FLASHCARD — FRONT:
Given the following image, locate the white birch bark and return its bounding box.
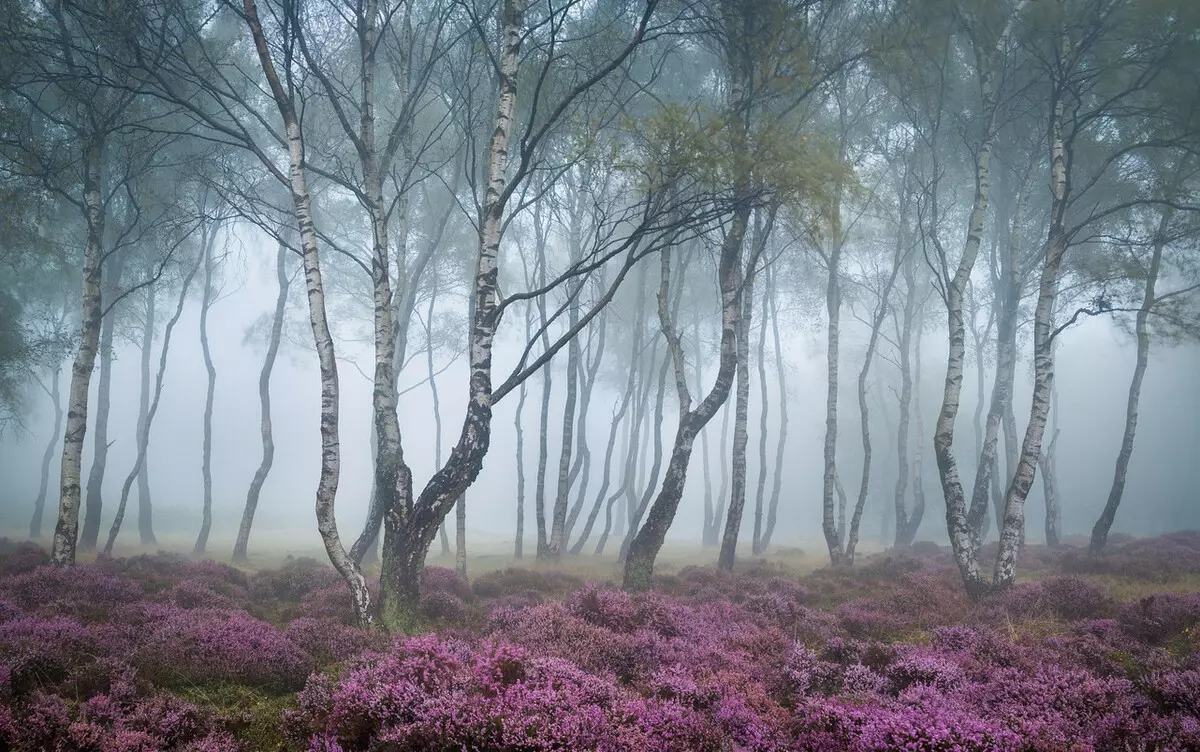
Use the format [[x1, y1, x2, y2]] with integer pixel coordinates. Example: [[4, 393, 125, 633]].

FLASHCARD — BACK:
[[52, 138, 105, 567], [242, 0, 372, 625]]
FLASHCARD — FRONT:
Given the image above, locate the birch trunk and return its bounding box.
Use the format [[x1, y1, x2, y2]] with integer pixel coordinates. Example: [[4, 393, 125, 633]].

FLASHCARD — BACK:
[[935, 0, 1028, 600], [513, 304, 532, 558], [718, 263, 753, 571], [599, 350, 650, 556], [760, 263, 787, 550], [243, 0, 372, 625], [572, 289, 642, 555], [547, 300, 580, 558], [377, 0, 523, 631], [135, 291, 155, 546], [624, 199, 749, 590], [970, 183, 1026, 545], [233, 243, 290, 562], [31, 365, 64, 539], [751, 261, 770, 555], [514, 377, 528, 558], [106, 255, 202, 554], [845, 218, 905, 563], [1041, 426, 1061, 547], [618, 355, 670, 561], [1090, 209, 1169, 554], [52, 137, 105, 567], [821, 226, 844, 564], [992, 62, 1070, 587], [894, 252, 916, 547], [697, 310, 716, 548], [563, 308, 605, 541], [80, 245, 126, 552], [194, 228, 218, 555], [707, 396, 731, 547]]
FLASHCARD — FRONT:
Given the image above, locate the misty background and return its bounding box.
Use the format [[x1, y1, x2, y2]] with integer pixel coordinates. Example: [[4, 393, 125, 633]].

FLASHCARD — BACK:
[[3, 237, 1197, 555]]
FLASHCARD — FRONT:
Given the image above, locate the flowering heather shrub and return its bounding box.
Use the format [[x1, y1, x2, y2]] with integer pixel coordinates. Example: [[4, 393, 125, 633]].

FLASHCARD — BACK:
[[981, 575, 1111, 623], [95, 553, 250, 602], [157, 579, 238, 610], [5, 687, 242, 751], [0, 540, 49, 576], [134, 607, 313, 690], [0, 564, 143, 621], [469, 567, 585, 599], [249, 557, 344, 603], [1119, 592, 1200, 645], [423, 565, 474, 601], [286, 635, 766, 751], [0, 616, 133, 696], [1061, 532, 1200, 583], [420, 588, 473, 623], [285, 617, 388, 666]]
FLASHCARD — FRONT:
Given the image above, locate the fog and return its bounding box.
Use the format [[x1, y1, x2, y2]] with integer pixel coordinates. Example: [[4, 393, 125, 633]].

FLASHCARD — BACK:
[[3, 240, 1197, 555]]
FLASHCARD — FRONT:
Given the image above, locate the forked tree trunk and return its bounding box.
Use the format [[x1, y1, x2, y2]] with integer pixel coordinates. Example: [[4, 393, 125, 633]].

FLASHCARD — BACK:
[[80, 246, 127, 552], [563, 307, 606, 542], [970, 181, 1026, 546], [106, 255, 203, 554], [233, 243, 290, 562], [934, 0, 1028, 601], [992, 54, 1069, 588], [821, 249, 844, 563], [624, 199, 749, 590], [194, 227, 218, 555], [599, 350, 650, 556], [31, 365, 64, 540], [52, 138, 106, 567], [243, 0, 372, 625], [1090, 206, 1171, 555]]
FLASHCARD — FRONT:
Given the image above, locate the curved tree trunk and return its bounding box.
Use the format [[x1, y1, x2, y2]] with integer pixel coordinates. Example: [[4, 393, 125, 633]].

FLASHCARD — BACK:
[[844, 222, 905, 563], [1090, 209, 1169, 554], [31, 365, 64, 539], [243, 0, 373, 625], [563, 307, 606, 542], [233, 243, 290, 562], [106, 253, 203, 554], [624, 194, 750, 590], [194, 227, 218, 555], [571, 288, 642, 555], [992, 62, 1069, 588], [618, 355, 670, 561]]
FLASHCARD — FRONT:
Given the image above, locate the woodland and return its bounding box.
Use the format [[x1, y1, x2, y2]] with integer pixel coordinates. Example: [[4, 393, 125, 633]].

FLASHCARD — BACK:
[[1, 0, 1199, 749]]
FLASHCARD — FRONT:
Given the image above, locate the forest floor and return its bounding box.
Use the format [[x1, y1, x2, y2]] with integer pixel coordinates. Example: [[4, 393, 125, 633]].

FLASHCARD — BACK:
[[1, 532, 1198, 751]]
